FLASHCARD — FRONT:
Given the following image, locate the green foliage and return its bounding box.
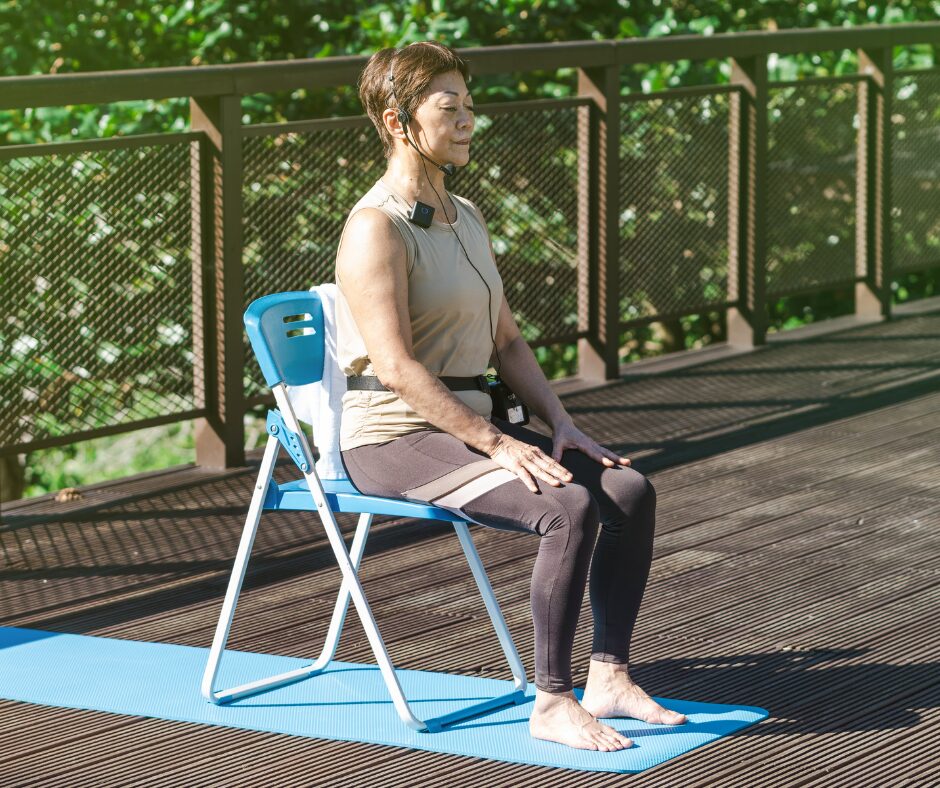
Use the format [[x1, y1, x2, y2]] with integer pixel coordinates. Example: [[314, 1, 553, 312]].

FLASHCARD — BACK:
[[4, 2, 939, 497], [1, 146, 194, 452], [22, 420, 195, 497], [20, 413, 272, 498], [3, 1, 939, 141]]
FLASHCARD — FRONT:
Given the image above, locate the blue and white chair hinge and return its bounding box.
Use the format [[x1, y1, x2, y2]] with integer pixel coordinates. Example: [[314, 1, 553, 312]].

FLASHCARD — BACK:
[[266, 409, 312, 472]]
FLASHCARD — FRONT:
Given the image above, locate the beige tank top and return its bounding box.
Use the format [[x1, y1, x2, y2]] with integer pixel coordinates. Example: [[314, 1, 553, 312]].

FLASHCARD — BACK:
[[335, 178, 504, 450]]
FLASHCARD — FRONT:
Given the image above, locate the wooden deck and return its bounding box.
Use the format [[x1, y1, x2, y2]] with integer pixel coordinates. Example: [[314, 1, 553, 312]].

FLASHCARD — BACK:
[[2, 302, 939, 787]]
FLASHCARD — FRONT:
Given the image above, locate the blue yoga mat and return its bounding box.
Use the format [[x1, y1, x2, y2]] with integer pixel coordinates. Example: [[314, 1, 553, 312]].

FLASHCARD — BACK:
[[0, 627, 767, 773]]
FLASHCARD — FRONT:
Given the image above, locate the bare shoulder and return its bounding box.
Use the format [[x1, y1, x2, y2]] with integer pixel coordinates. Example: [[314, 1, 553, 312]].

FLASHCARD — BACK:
[[336, 207, 407, 283], [342, 207, 403, 248]]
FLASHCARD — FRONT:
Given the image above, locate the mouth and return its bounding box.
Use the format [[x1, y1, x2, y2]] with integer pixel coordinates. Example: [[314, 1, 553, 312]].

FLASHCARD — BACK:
[[453, 140, 471, 146]]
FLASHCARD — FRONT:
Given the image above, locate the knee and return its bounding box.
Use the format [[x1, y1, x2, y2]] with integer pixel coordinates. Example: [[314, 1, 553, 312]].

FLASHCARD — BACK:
[[616, 470, 656, 511], [558, 484, 600, 538], [568, 483, 601, 529], [600, 471, 656, 536], [539, 483, 599, 540]]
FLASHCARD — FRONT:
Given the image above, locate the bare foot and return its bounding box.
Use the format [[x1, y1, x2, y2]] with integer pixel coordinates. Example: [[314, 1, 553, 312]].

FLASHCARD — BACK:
[[581, 661, 688, 725], [529, 689, 633, 751]]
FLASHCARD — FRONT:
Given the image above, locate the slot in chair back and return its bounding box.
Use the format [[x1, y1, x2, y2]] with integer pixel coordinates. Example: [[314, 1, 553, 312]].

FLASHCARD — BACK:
[[201, 289, 527, 733], [244, 291, 325, 388]]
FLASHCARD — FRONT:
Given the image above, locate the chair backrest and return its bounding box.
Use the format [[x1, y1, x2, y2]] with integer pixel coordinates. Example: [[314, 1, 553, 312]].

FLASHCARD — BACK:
[[244, 291, 325, 388]]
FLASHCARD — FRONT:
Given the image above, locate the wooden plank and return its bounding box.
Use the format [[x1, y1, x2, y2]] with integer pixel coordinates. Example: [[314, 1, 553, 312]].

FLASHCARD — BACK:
[[644, 639, 940, 785], [1, 309, 939, 785]]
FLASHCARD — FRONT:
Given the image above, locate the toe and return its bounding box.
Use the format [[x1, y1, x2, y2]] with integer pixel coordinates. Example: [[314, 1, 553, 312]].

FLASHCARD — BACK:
[[596, 725, 631, 750], [597, 735, 618, 752], [662, 709, 687, 725], [606, 735, 629, 750]]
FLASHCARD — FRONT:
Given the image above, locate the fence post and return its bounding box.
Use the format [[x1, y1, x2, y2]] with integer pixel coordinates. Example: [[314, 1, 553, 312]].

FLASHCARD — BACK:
[[856, 47, 893, 321], [727, 55, 769, 347], [191, 94, 246, 468], [577, 64, 621, 382]]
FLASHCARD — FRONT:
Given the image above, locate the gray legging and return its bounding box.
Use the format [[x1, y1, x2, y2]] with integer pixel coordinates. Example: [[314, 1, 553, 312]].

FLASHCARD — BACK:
[[341, 417, 656, 694]]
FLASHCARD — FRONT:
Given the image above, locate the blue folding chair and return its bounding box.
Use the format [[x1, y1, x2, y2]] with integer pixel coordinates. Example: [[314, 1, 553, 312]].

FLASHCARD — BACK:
[[201, 290, 528, 732]]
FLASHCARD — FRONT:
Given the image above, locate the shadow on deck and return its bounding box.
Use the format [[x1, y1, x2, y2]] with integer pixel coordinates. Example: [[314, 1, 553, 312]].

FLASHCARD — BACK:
[[2, 304, 939, 787]]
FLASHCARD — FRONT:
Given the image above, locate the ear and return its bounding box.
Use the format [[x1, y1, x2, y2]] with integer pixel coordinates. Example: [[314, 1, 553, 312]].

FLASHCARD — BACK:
[[382, 107, 406, 141]]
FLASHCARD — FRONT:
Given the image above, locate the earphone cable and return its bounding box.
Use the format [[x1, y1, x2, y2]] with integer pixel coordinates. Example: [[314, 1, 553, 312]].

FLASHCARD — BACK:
[[391, 57, 502, 377], [417, 153, 503, 377]]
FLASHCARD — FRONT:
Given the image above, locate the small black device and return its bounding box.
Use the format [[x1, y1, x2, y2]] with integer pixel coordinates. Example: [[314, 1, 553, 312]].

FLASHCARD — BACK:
[[488, 378, 530, 425], [408, 200, 435, 228]]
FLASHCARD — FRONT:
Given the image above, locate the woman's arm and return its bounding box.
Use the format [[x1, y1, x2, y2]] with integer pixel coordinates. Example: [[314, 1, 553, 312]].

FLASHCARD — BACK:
[[463, 197, 571, 431], [491, 298, 630, 468], [490, 296, 571, 431], [468, 199, 631, 470], [336, 208, 501, 455]]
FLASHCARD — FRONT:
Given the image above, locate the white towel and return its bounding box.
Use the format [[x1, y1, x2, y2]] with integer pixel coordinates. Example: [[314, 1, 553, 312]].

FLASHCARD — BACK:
[[285, 283, 347, 480]]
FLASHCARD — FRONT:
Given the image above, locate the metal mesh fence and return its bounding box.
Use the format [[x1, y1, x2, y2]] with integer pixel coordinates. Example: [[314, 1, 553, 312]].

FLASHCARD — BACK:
[[3, 62, 933, 458], [241, 101, 584, 398], [892, 70, 940, 274], [0, 137, 196, 452], [618, 89, 731, 324], [766, 80, 859, 296], [455, 103, 583, 345], [241, 120, 382, 399]]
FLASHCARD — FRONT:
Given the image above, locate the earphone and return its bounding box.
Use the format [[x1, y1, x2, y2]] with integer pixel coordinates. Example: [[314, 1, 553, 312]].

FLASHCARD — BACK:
[[387, 54, 502, 375]]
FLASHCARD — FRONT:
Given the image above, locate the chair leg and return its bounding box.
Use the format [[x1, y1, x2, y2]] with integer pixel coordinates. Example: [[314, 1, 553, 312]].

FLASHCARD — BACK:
[[199, 426, 372, 704], [197, 409, 403, 715], [203, 390, 527, 730], [452, 520, 528, 693], [309, 511, 372, 670], [399, 520, 529, 732], [258, 385, 424, 728], [201, 434, 281, 703], [345, 519, 529, 733]]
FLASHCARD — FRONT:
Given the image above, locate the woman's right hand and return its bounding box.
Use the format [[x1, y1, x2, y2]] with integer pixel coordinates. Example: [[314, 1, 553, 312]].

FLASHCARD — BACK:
[[487, 434, 573, 493]]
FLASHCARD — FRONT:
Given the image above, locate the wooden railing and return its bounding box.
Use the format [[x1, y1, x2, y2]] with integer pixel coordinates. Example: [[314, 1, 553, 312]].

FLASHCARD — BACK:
[[1, 24, 938, 469]]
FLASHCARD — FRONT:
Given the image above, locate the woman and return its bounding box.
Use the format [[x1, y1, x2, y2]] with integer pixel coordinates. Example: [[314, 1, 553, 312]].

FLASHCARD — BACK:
[[335, 41, 686, 752]]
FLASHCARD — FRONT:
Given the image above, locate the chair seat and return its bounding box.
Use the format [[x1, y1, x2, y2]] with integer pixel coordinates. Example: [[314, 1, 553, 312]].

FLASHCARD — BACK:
[[263, 477, 464, 522]]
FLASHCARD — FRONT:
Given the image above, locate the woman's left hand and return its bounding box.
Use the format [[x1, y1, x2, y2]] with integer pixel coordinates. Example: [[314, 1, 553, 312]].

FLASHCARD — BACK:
[[550, 419, 632, 468]]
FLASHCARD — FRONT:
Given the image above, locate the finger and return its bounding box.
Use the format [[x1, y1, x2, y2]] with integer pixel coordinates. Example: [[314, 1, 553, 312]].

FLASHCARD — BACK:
[[524, 459, 564, 487], [515, 465, 539, 493], [532, 451, 573, 481], [577, 442, 614, 466], [600, 446, 631, 466], [581, 442, 630, 468], [539, 467, 567, 486]]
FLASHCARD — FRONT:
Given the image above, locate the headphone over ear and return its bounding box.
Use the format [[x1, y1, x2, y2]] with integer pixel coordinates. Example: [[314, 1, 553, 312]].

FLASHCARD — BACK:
[[387, 66, 409, 127]]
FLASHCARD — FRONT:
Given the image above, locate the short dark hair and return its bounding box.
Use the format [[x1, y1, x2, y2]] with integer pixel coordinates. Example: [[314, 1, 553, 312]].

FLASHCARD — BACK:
[[358, 42, 471, 158]]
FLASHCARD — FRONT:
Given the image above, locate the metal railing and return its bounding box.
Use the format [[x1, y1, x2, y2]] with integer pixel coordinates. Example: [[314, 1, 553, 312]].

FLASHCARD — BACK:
[[1, 25, 938, 466]]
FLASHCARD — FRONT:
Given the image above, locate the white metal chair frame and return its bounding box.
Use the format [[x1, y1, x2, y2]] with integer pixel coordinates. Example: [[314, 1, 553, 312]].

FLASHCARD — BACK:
[[201, 293, 527, 733]]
